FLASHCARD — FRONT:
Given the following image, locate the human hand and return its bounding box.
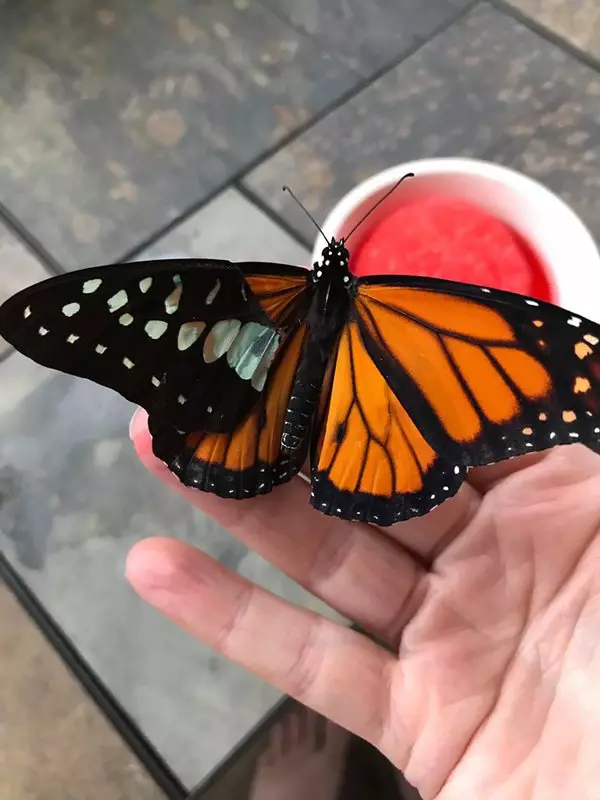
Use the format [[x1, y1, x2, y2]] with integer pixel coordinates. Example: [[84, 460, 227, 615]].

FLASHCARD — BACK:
[[126, 408, 600, 800]]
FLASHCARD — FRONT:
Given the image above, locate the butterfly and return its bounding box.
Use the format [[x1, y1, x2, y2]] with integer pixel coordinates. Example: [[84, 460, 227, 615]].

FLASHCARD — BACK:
[[2, 184, 600, 527]]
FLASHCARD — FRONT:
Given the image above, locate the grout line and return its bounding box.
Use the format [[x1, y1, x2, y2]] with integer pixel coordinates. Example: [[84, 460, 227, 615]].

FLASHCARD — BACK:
[[234, 181, 314, 253], [0, 346, 15, 365], [0, 201, 65, 276], [0, 555, 189, 800], [186, 696, 292, 799], [247, 0, 366, 79], [490, 0, 600, 73], [118, 0, 480, 262]]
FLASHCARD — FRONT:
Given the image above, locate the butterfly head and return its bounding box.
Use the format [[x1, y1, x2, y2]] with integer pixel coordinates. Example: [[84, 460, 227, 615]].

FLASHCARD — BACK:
[[313, 238, 351, 286]]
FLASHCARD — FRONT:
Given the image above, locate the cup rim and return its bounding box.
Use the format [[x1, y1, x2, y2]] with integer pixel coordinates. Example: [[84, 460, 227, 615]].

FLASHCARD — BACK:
[[311, 157, 600, 321]]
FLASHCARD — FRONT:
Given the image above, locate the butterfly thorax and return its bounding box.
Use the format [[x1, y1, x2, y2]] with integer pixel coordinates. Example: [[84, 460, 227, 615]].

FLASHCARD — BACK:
[[281, 239, 353, 453]]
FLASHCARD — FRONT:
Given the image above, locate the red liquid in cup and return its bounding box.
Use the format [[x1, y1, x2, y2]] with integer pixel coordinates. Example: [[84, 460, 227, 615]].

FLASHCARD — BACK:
[[351, 196, 554, 302]]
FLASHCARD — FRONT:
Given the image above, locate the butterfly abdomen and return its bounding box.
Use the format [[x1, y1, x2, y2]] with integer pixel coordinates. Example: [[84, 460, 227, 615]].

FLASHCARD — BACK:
[[281, 274, 348, 453], [281, 359, 323, 452]]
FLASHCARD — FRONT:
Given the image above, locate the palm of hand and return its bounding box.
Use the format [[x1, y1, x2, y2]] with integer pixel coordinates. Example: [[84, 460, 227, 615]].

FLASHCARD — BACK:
[[395, 449, 600, 798], [128, 410, 600, 800]]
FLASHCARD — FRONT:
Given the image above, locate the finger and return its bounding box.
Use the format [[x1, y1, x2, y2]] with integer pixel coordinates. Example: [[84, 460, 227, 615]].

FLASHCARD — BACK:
[[133, 408, 481, 594], [131, 409, 425, 641], [126, 537, 397, 757]]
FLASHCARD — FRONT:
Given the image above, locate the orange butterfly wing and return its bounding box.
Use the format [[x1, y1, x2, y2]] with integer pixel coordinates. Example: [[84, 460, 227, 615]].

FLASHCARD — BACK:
[[311, 277, 600, 525]]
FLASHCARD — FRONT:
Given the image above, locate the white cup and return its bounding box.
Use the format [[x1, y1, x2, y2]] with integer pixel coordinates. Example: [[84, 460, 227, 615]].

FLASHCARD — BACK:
[[312, 157, 600, 322]]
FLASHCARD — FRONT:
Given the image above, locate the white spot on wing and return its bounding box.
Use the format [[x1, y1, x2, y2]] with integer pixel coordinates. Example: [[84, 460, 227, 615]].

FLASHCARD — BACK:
[[119, 313, 134, 326], [203, 319, 241, 363], [24, 306, 31, 318], [481, 287, 491, 293], [165, 275, 182, 314], [205, 279, 221, 305], [177, 394, 187, 405], [67, 334, 79, 343], [145, 320, 168, 339], [151, 376, 161, 387], [122, 357, 134, 369], [95, 344, 107, 354], [108, 289, 128, 312], [83, 278, 102, 294], [525, 299, 539, 306], [62, 302, 80, 317], [568, 316, 582, 328], [139, 277, 152, 293], [178, 321, 205, 351], [454, 465, 460, 474], [39, 326, 49, 336]]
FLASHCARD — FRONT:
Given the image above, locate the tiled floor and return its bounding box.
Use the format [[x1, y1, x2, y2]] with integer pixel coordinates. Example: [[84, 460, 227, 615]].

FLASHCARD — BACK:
[[0, 222, 50, 357], [0, 582, 165, 800], [246, 3, 600, 243], [506, 0, 600, 60], [1, 0, 600, 797]]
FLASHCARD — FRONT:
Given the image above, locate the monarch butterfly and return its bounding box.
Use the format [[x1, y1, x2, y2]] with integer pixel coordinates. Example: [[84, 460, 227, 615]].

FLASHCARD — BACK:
[[1, 179, 600, 526]]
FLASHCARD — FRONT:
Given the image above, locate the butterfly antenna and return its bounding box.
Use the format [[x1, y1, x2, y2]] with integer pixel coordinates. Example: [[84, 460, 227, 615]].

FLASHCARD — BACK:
[[282, 185, 329, 246], [344, 172, 415, 242]]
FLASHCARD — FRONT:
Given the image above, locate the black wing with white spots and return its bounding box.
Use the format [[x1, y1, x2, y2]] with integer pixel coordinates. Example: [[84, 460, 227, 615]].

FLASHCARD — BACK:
[[0, 259, 306, 433]]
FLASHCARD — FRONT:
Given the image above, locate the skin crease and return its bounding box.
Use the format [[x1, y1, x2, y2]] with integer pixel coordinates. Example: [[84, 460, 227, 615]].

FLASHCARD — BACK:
[[127, 407, 600, 800]]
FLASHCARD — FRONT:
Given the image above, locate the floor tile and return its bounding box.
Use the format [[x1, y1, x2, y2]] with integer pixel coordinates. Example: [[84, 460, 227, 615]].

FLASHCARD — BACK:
[[245, 3, 600, 246], [506, 0, 600, 61], [0, 222, 51, 357], [0, 0, 356, 271], [0, 582, 166, 800], [140, 186, 309, 266], [259, 0, 472, 75], [0, 196, 343, 789]]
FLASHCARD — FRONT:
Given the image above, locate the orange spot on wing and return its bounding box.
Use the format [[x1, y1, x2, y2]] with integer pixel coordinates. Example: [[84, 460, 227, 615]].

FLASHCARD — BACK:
[[574, 376, 591, 394], [575, 341, 593, 359]]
